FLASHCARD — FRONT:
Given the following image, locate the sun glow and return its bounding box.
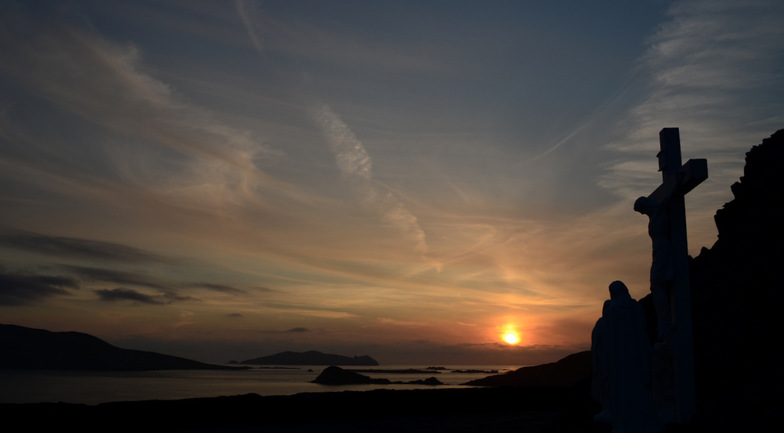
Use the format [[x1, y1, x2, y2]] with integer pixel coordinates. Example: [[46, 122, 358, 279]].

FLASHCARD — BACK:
[[502, 331, 520, 345]]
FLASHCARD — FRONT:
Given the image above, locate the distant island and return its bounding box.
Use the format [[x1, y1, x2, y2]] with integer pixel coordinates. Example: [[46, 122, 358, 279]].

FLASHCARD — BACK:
[[0, 324, 244, 371], [241, 350, 379, 366], [312, 366, 442, 386]]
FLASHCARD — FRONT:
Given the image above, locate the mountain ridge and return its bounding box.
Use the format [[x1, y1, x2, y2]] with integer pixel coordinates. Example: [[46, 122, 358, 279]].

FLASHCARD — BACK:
[[0, 323, 243, 371]]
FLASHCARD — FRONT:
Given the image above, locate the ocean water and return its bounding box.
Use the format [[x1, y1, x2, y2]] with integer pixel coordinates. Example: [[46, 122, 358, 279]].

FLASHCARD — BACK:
[[0, 365, 519, 405]]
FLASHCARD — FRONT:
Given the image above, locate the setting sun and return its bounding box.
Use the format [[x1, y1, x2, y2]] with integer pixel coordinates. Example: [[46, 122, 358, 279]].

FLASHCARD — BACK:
[[502, 332, 520, 345]]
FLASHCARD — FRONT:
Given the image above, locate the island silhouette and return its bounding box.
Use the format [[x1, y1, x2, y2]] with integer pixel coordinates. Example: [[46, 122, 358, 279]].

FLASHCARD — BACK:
[[241, 350, 378, 366], [312, 365, 443, 386]]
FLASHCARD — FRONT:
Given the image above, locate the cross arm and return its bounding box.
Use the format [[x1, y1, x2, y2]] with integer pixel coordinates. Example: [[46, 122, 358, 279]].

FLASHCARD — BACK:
[[678, 158, 708, 195], [647, 158, 708, 203]]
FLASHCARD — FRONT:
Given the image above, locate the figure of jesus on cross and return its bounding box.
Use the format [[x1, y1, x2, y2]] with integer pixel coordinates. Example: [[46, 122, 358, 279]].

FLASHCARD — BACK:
[[635, 128, 707, 424], [634, 193, 674, 340]]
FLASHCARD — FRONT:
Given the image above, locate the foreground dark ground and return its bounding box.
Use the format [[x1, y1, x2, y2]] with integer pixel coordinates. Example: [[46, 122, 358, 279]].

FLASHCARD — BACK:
[[2, 386, 599, 433], [0, 384, 723, 433]]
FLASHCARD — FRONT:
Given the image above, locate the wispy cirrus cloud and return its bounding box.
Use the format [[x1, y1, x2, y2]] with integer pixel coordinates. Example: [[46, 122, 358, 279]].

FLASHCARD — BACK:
[[236, 1, 429, 256], [598, 0, 784, 250], [602, 0, 784, 197], [0, 15, 281, 211], [632, 0, 783, 143]]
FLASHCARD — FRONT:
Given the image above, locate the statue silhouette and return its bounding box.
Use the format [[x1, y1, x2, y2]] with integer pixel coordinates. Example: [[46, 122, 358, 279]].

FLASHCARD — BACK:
[[592, 281, 660, 432]]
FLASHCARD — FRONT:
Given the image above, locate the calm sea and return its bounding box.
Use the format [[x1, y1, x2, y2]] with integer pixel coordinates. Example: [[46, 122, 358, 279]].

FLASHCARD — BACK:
[[0, 365, 518, 405]]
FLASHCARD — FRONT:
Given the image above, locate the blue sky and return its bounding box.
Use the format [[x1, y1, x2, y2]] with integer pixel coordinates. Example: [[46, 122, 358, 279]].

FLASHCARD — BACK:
[[1, 0, 782, 365]]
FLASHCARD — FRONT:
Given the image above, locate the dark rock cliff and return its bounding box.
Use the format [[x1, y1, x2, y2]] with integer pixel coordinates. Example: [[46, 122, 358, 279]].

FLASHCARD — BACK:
[[688, 129, 784, 429]]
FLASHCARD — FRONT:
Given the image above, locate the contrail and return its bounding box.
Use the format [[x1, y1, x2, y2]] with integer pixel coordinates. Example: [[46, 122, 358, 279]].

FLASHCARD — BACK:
[[236, 0, 429, 255], [236, 0, 264, 53], [310, 103, 428, 255], [310, 103, 373, 180]]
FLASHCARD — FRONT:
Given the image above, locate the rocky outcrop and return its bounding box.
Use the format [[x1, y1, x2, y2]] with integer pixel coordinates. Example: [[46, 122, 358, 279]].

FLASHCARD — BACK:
[[312, 366, 392, 385], [312, 366, 443, 386], [406, 377, 444, 386], [688, 129, 784, 430]]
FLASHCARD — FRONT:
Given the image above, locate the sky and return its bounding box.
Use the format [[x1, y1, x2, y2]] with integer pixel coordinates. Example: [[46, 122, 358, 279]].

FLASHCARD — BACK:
[[1, 0, 782, 366]]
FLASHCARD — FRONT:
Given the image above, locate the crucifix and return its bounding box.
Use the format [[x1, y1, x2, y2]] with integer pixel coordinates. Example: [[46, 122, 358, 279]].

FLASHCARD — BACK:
[[634, 128, 707, 424]]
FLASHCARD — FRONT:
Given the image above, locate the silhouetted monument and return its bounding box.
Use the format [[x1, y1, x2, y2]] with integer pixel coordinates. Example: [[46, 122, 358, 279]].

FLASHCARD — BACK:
[[635, 128, 707, 425], [594, 128, 707, 430], [591, 281, 658, 432]]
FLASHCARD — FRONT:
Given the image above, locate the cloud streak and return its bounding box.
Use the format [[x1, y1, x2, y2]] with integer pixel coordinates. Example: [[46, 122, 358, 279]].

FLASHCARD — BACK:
[[236, 0, 265, 53], [94, 287, 173, 305], [189, 283, 247, 295], [0, 229, 249, 306], [0, 229, 173, 264], [0, 268, 80, 305]]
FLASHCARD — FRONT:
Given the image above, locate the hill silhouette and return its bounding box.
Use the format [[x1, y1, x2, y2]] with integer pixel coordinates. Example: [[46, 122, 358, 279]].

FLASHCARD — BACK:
[[241, 350, 379, 366], [0, 324, 242, 371], [464, 351, 592, 388], [686, 128, 784, 430]]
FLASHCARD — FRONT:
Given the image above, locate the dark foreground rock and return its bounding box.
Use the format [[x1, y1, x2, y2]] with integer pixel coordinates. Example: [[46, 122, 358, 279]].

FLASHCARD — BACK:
[[0, 387, 594, 433], [686, 128, 784, 431]]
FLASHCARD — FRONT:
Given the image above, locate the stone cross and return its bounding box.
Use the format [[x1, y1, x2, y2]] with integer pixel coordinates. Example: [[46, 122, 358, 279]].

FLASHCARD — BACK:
[[638, 128, 707, 424]]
